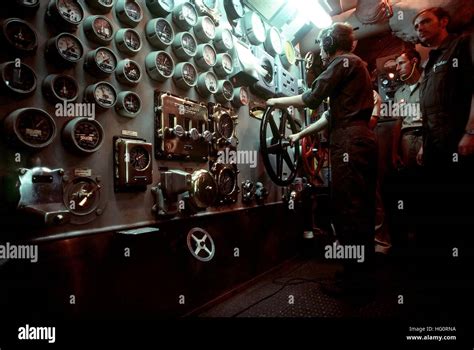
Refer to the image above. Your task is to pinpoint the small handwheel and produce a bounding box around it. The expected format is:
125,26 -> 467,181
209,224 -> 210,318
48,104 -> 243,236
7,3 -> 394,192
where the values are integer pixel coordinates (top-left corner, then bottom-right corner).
260,106 -> 300,186
301,134 -> 327,183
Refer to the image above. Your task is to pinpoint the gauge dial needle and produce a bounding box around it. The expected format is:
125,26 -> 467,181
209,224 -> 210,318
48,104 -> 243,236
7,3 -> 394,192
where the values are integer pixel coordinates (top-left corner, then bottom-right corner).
78,188 -> 97,207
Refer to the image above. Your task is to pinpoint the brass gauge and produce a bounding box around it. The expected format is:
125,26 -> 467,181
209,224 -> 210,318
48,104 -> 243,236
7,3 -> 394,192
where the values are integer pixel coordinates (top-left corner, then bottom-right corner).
146,0 -> 175,17
213,53 -> 233,77
243,11 -> 266,45
3,108 -> 56,149
190,169 -> 217,208
196,71 -> 218,97
231,86 -> 249,107
172,2 -> 198,31
265,27 -> 283,56
115,28 -> 142,55
46,0 -> 85,31
280,40 -> 296,68
85,0 -> 115,14
145,51 -> 175,82
213,28 -> 234,53
145,18 -> 174,49
1,18 -> 38,55
42,74 -> 79,103
195,43 -> 217,70
62,117 -> 105,153
45,33 -> 84,66
115,91 -> 141,118
84,47 -> 117,77
172,31 -> 197,60
116,0 -> 143,27
0,61 -> 37,97
224,0 -> 244,21
84,81 -> 117,109
64,177 -> 101,216
173,62 -> 197,90
115,59 -> 142,85
83,15 -> 114,45
193,16 -> 216,43
215,80 -> 234,104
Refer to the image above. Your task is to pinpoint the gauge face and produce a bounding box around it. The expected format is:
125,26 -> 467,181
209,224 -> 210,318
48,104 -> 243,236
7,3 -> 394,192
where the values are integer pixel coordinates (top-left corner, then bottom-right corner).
218,113 -> 233,138
222,54 -> 233,74
123,92 -> 141,113
182,3 -> 198,26
3,19 -> 38,54
125,0 -> 142,20
219,168 -> 236,196
16,110 -> 55,146
282,41 -> 296,67
66,178 -> 100,215
224,0 -> 244,20
156,52 -> 174,77
1,62 -> 36,95
57,0 -> 84,24
266,27 -> 282,55
202,16 -> 216,38
182,63 -> 197,86
122,59 -> 141,82
57,34 -> 83,62
236,87 -> 249,106
52,75 -> 78,101
124,29 -> 140,50
158,0 -> 174,11
93,17 -> 114,42
193,170 -> 216,207
222,81 -> 234,101
155,19 -> 173,44
219,28 -> 234,50
205,72 -> 217,93
93,83 -> 116,107
129,145 -> 150,170
95,48 -> 117,74
246,12 -> 266,44
182,33 -> 197,55
72,119 -> 103,151
203,45 -> 216,66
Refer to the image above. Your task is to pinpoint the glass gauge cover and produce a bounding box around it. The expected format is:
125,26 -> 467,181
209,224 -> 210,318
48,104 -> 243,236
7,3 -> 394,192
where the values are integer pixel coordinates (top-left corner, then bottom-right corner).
46,33 -> 84,65
265,27 -> 283,56
115,91 -> 141,118
85,82 -> 117,109
129,145 -> 150,170
116,0 -> 143,27
172,2 -> 198,30
232,86 -> 249,107
196,71 -> 218,97
193,16 -> 216,43
0,61 -> 37,96
83,16 -> 114,45
218,167 -> 236,196
217,112 -> 234,138
146,0 -> 174,17
46,0 -> 85,31
244,11 -> 266,45
281,40 -> 296,68
85,47 -> 117,76
85,0 -> 115,13
116,59 -> 142,85
42,74 -> 78,103
146,18 -> 174,49
2,18 -> 38,55
172,32 -> 197,60
224,0 -> 244,21
115,28 -> 141,55
214,53 -> 233,77
195,43 -> 216,70
173,62 -> 197,90
191,169 -> 217,208
213,28 -> 234,53
62,117 -> 105,153
65,177 -> 101,215
215,80 -> 234,104
145,51 -> 175,82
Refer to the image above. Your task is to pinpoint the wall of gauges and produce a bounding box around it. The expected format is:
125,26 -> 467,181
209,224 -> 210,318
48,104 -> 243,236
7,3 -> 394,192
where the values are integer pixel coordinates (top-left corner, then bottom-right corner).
0,0 -> 302,236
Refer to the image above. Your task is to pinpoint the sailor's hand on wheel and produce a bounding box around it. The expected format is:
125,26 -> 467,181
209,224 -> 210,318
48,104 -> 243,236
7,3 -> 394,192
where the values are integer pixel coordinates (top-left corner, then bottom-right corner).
266,98 -> 278,107
288,133 -> 300,146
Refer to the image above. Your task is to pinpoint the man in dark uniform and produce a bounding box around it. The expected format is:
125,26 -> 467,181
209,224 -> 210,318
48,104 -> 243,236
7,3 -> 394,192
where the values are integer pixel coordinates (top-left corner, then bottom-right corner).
267,23 -> 378,300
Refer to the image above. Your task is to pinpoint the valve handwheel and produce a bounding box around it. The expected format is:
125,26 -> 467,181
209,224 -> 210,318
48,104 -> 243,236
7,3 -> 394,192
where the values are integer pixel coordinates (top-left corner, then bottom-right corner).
260,106 -> 300,186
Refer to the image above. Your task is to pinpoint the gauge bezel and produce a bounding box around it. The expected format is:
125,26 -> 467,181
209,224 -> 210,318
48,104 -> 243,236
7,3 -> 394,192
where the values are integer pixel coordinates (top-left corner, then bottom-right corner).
85,0 -> 115,14
231,86 -> 249,107
195,43 -> 217,70
281,40 -> 296,68
0,61 -> 37,96
64,177 -> 102,216
115,28 -> 142,55
215,80 -> 234,104
224,0 -> 244,21
196,70 -> 218,97
193,15 -> 216,43
145,51 -> 175,82
84,47 -> 118,77
46,33 -> 84,66
173,62 -> 198,90
62,117 -> 105,153
214,53 -> 233,77
46,0 -> 85,31
2,18 -> 38,55
129,144 -> 151,170
146,0 -> 175,17
217,166 -> 237,196
213,28 -> 234,53
84,81 -> 117,109
115,59 -> 142,85
115,91 -> 142,118
264,27 -> 283,56
172,2 -> 198,31
145,18 -> 174,49
42,74 -> 79,104
243,11 -> 266,45
116,0 -> 143,27
172,31 -> 198,60
83,15 -> 115,45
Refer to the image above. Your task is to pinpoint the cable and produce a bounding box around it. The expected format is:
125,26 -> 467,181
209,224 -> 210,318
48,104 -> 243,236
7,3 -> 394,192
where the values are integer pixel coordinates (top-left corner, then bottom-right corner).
399,62 -> 417,82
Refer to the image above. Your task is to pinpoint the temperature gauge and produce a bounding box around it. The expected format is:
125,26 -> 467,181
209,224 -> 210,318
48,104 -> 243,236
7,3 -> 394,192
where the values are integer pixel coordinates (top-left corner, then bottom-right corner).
193,16 -> 216,43
62,117 -> 105,153
214,53 -> 233,77
115,28 -> 142,55
64,177 -> 102,216
196,71 -> 218,97
172,32 -> 197,60
146,0 -> 174,17
116,59 -> 142,85
146,18 -> 174,49
45,33 -> 84,66
1,18 -> 38,55
116,0 -> 143,27
115,91 -> 141,118
84,82 -> 117,109
85,0 -> 115,13
0,61 -> 37,97
195,43 -> 216,70
84,47 -> 117,77
42,74 -> 79,103
213,28 -> 234,53
83,16 -> 114,45
46,0 -> 84,31
172,2 -> 198,30
145,51 -> 175,82
173,62 -> 197,90
215,80 -> 234,104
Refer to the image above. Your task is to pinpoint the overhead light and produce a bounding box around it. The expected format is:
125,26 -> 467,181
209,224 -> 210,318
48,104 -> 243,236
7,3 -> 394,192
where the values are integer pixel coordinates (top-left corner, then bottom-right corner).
293,0 -> 332,28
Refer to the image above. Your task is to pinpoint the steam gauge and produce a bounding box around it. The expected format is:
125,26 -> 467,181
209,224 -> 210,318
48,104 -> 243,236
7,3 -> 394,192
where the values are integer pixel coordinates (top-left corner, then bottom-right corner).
42,74 -> 79,103
265,27 -> 283,56
116,59 -> 142,85
85,0 -> 115,14
46,0 -> 84,31
84,81 -> 117,109
146,18 -> 174,49
215,80 -> 234,104
196,71 -> 218,97
45,33 -> 84,66
214,53 -> 233,77
172,32 -> 197,60
0,61 -> 37,97
62,117 -> 105,153
193,16 -> 216,43
83,16 -> 114,45
116,0 -> 143,27
84,47 -> 117,77
146,0 -> 175,17
145,51 -> 175,82
231,86 -> 249,108
2,19 -> 38,55
224,0 -> 244,21
115,28 -> 142,55
195,43 -> 216,70
172,2 -> 198,31
213,28 -> 234,53
173,62 -> 198,90
280,40 -> 296,68
64,177 -> 101,216
243,11 -> 266,45
115,91 -> 141,118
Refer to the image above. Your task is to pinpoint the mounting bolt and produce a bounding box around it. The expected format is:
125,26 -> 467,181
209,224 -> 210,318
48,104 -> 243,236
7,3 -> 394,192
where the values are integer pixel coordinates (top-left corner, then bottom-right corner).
96,209 -> 103,215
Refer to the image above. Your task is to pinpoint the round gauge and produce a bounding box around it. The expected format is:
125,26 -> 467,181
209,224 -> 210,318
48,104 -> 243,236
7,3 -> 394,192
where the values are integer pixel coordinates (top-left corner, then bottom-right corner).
4,108 -> 56,149
213,28 -> 234,53
218,167 -> 237,196
116,0 -> 143,27
280,40 -> 296,68
0,61 -> 37,96
214,53 -> 233,77
145,51 -> 175,82
172,2 -> 198,31
146,0 -> 174,17
116,59 -> 142,85
232,86 -> 249,107
215,80 -> 234,104
196,71 -> 218,97
46,0 -> 84,31
217,112 -> 234,138
11,0 -> 40,12
172,32 -> 197,60
265,27 -> 283,56
224,0 -> 244,21
64,177 -> 101,215
191,169 -> 217,208
243,11 -> 266,45
62,117 -> 105,153
129,145 -> 150,170
115,28 -> 142,55
45,33 -> 84,65
84,82 -> 117,109
83,16 -> 114,45
115,91 -> 141,118
146,18 -> 174,49
85,0 -> 115,14
173,62 -> 197,90
42,74 -> 78,103
2,18 -> 38,55
85,47 -> 117,77
193,16 -> 216,43
195,43 -> 216,70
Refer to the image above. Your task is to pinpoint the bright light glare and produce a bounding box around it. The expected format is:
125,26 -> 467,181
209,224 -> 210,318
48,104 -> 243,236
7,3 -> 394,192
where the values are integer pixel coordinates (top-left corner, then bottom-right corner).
293,0 -> 332,28
388,73 -> 395,79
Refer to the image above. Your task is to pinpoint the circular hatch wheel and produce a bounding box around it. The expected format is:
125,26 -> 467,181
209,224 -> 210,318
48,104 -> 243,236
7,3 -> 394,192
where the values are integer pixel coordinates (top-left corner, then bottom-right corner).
259,106 -> 300,186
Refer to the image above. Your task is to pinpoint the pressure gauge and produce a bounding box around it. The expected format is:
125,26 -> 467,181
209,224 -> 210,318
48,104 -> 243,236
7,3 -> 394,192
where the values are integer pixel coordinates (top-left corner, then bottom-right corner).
215,80 -> 234,104
232,86 -> 249,107
42,74 -> 79,103
243,11 -> 266,45
224,0 -> 244,21
145,51 -> 175,82
45,33 -> 84,66
83,16 -> 114,45
115,59 -> 142,85
216,112 -> 234,138
129,145 -> 151,170
172,2 -> 198,31
84,82 -> 117,109
4,108 -> 56,149
84,47 -> 117,77
115,28 -> 142,55
195,43 -> 217,70
196,71 -> 218,97
62,117 -> 105,153
146,0 -> 174,17
213,28 -> 234,53
46,0 -> 84,31
193,16 -> 216,43
172,32 -> 197,60
85,0 -> 115,14
173,62 -> 197,90
191,169 -> 217,208
146,18 -> 174,49
115,91 -> 141,118
280,40 -> 296,68
64,177 -> 101,215
265,27 -> 283,56
10,0 -> 40,13
214,53 -> 233,77
218,167 -> 237,197
116,0 -> 143,27
0,61 -> 36,97
2,19 -> 38,55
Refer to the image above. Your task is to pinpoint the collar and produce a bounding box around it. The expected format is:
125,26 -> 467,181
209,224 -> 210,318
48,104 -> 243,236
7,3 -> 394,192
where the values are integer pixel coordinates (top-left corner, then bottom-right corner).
431,34 -> 457,52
